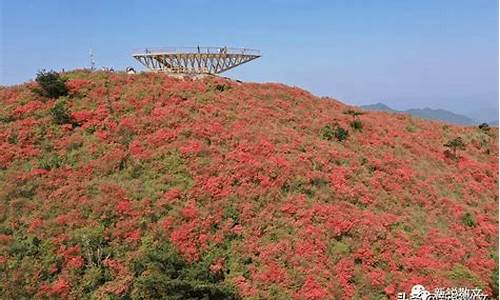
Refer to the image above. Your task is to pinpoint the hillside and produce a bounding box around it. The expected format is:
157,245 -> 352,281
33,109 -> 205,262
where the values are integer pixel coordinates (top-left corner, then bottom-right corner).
0,70 -> 498,299
361,103 -> 476,125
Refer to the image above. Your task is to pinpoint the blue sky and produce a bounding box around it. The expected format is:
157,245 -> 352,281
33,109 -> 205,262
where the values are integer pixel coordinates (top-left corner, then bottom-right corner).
1,0 -> 498,121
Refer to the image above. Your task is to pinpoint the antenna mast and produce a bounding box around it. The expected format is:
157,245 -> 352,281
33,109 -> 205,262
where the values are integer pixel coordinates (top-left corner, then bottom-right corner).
89,49 -> 95,71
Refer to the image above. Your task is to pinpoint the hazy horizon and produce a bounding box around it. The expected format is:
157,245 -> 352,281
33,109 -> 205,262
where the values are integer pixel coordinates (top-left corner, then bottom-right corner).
1,0 -> 498,122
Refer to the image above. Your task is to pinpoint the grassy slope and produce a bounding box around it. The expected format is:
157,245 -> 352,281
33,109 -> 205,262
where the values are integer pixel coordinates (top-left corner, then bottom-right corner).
0,70 -> 498,299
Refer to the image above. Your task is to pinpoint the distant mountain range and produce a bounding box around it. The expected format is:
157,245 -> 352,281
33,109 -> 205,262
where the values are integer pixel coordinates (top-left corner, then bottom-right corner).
360,102 -> 494,126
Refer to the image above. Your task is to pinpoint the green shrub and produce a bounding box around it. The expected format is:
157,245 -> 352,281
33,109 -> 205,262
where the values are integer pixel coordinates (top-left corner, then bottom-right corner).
80,266 -> 110,295
223,206 -> 240,223
462,212 -> 476,227
491,252 -> 499,298
0,114 -> 15,123
320,125 -> 335,141
117,127 -> 136,146
350,119 -> 363,131
406,124 -> 417,133
321,124 -> 349,142
310,176 -> 329,188
34,70 -> 68,99
7,133 -> 18,144
72,225 -> 110,267
38,153 -> 63,170
214,84 -> 231,92
327,240 -> 350,258
447,264 -> 480,285
334,126 -> 349,142
8,235 -> 41,258
50,100 -> 72,125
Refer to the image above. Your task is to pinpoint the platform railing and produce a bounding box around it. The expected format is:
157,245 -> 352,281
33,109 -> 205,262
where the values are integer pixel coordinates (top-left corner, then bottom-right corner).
132,47 -> 261,56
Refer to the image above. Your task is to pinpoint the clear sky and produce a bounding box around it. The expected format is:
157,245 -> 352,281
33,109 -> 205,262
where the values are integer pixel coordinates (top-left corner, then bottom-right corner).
1,0 -> 498,122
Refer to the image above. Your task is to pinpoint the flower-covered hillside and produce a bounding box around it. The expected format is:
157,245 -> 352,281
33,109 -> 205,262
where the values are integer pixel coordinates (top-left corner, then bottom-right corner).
0,70 -> 498,299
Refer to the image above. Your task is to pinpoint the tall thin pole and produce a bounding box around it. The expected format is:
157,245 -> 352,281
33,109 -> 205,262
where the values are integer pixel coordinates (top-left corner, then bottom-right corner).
89,49 -> 96,71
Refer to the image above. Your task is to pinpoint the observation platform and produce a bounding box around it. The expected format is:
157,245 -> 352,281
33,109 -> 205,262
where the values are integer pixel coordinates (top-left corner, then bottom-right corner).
132,47 -> 261,75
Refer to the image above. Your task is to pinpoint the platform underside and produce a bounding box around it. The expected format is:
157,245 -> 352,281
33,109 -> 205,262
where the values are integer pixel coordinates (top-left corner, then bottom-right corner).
133,52 -> 260,75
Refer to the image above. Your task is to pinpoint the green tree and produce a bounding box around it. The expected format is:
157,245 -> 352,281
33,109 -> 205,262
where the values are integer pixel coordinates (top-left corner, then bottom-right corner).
130,241 -> 237,300
34,70 -> 68,98
444,137 -> 466,158
343,109 -> 364,120
50,100 -> 72,125
344,109 -> 364,131
478,123 -> 490,132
